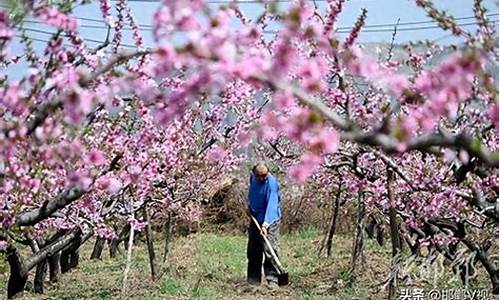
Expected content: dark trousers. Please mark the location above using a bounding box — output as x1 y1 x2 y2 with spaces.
246 220 280 284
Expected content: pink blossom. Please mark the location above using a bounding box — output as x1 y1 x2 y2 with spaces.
323 0 344 37
207 145 226 161
309 128 339 154
274 91 295 109
95 226 116 240
299 58 327 92
270 40 296 77
0 10 12 44
289 153 322 182
0 0 496 269
64 90 95 124
237 130 252 147
344 50 409 97
67 172 92 191
96 176 122 194
128 217 145 231
53 66 80 90
443 149 457 162
27 68 40 86
127 165 142 182
285 2 314 29
409 53 481 132
233 55 269 80
35 6 78 32
86 149 106 166
458 150 470 164
56 139 84 160
343 8 367 48
1 83 27 116
0 240 7 251
488 102 499 128
99 0 115 27
261 111 284 129
258 126 278 141
20 176 40 193
150 44 177 76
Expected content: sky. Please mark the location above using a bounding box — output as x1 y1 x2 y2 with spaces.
1 0 498 78
74 0 498 45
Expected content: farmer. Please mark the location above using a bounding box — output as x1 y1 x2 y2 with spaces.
246 162 282 288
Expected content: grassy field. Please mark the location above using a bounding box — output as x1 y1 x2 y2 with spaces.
0 227 494 299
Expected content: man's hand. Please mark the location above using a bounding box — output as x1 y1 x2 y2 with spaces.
261 224 269 236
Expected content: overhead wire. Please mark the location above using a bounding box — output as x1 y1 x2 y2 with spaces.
14 17 497 52
17 13 498 32
0 0 498 32
11 34 121 61
2 1 496 47
264 19 498 34
1 2 495 31
14 17 498 50
14 30 138 49
111 0 344 2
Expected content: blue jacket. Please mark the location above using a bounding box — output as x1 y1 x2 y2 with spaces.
248 174 281 225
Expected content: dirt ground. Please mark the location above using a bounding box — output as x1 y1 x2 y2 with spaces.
0 228 495 299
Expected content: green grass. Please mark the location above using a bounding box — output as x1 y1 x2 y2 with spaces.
158 276 183 295
0 229 494 300
197 234 246 280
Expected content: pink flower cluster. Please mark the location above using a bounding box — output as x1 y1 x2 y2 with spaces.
35 6 78 32
323 0 344 37
343 9 367 49
289 153 322 182
298 57 328 92
128 217 145 231
85 149 107 166
0 240 7 251
95 225 117 239
153 0 203 40
343 47 410 97
488 102 499 128
64 89 95 124
99 0 115 27
207 145 227 161
405 53 482 134
0 10 12 48
0 83 27 117
67 171 92 191
0 0 495 267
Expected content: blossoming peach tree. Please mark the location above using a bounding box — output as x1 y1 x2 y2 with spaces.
0 0 497 298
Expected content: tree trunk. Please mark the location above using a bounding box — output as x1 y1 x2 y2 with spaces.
7 248 28 299
60 249 71 273
144 207 157 280
48 253 61 283
110 224 130 258
109 239 119 258
34 259 48 294
69 248 80 269
462 239 499 294
350 190 366 276
27 238 47 294
290 196 305 228
91 237 106 259
61 232 82 273
121 224 135 297
387 167 401 300
162 214 173 265
323 187 342 257
6 230 79 298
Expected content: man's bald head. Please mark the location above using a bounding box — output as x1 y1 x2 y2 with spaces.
253 163 269 182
